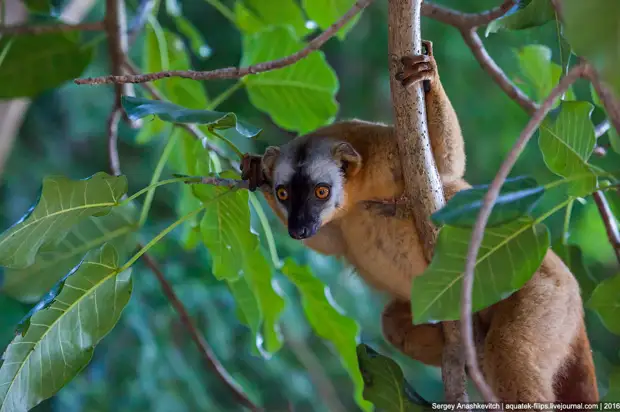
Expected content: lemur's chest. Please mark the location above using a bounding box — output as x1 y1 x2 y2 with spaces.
338 202 428 300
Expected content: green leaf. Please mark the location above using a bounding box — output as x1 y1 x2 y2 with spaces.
23 0 53 13
0 244 132 412
591 83 620 155
588 274 620 335
356 344 423 412
562 0 620 99
516 44 575 104
431 176 544 228
194 178 284 354
234 2 265 35
241 26 339 134
239 0 310 38
1 203 137 303
485 0 555 36
411 217 549 323
281 259 372 412
174 16 211 59
122 96 262 138
552 241 597 302
0 33 93 98
302 0 360 40
0 172 127 269
538 101 597 197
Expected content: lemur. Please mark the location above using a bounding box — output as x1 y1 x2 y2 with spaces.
241 41 598 405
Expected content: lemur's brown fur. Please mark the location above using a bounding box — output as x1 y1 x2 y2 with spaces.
244 43 598 405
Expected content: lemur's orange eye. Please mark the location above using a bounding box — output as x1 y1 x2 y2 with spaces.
315 185 330 200
276 186 288 201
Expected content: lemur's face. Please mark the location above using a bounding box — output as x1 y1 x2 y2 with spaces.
262 136 361 240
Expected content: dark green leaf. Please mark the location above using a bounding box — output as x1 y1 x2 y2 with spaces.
241 26 339 134
0 33 93 98
552 242 597 302
431 176 544 228
412 217 549 323
302 0 360 40
516 44 575 104
588 274 620 335
238 0 310 38
122 96 262 138
174 16 211 59
603 366 620 402
1 203 138 303
0 244 132 411
485 0 555 36
281 259 371 411
356 344 423 412
0 172 127 269
562 0 620 99
538 101 597 197
23 0 53 13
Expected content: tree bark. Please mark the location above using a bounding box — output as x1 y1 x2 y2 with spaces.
387 0 468 403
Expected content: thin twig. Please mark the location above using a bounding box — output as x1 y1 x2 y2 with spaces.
140 252 261 412
0 21 104 35
107 106 122 175
588 69 620 140
421 0 515 29
460 61 589 403
592 191 620 264
74 0 374 85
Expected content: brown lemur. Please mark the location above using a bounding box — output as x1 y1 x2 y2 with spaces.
241 41 598 405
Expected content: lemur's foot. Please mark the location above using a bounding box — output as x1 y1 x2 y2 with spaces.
240 153 267 191
395 40 437 92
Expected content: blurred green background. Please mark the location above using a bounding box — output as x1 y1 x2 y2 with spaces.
1 0 619 411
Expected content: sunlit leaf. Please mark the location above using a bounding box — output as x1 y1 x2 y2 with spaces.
240 0 310 38
411 217 549 323
516 44 575 104
485 0 555 36
302 0 360 40
538 101 597 197
241 26 339 134
562 0 620 99
194 177 284 354
356 344 423 412
0 33 93 98
431 176 544 228
122 96 262 138
588 274 620 335
2 203 138 303
0 172 127 269
234 2 265 35
281 259 371 411
0 244 132 412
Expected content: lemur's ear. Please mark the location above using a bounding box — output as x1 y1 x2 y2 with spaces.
262 146 281 180
332 141 362 177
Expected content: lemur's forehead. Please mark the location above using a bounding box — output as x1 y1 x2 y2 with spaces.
273 137 338 185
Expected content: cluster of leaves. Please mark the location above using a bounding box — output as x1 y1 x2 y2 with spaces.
359 1 620 407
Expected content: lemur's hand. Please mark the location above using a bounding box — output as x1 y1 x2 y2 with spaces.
395 40 437 93
240 153 268 192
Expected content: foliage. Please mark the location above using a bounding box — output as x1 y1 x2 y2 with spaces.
0 0 619 410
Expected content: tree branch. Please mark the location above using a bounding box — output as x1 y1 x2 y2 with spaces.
388 0 467 403
139 252 261 412
421 0 515 29
74 0 374 85
460 61 589 404
107 107 122 175
0 21 103 35
592 191 620 265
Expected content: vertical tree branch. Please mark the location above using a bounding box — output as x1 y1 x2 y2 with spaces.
387 0 467 403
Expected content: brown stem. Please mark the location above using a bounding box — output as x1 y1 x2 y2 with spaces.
0 21 104 35
592 191 620 265
107 106 122 175
421 0 515 29
460 61 589 404
140 252 262 411
74 0 374 85
588 69 620 140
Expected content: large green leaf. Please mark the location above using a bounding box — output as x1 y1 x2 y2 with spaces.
431 176 544 228
1 203 138 303
241 26 339 134
411 217 549 323
516 44 575 104
238 0 310 38
0 172 127 269
281 259 371 411
234 2 265 35
194 178 284 354
302 0 360 40
0 244 132 412
356 344 424 412
587 274 620 335
122 96 262 138
562 0 620 99
0 33 93 98
538 101 597 197
485 0 555 36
